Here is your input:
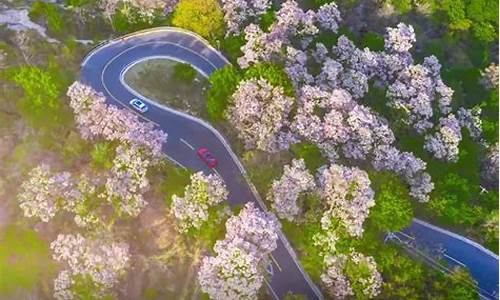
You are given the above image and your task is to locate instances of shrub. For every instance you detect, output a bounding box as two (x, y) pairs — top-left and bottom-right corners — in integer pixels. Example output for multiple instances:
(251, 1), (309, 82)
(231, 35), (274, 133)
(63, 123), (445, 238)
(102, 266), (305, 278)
(172, 63), (197, 83)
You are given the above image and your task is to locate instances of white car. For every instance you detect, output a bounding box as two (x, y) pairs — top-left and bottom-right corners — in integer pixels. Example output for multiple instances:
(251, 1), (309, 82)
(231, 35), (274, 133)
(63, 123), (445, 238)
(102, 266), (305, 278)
(129, 98), (148, 113)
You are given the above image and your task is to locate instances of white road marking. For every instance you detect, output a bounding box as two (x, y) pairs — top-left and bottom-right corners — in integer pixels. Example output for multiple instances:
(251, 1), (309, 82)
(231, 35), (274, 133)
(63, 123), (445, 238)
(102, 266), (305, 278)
(212, 168), (222, 179)
(164, 154), (187, 170)
(180, 138), (194, 150)
(263, 278), (280, 300)
(270, 254), (283, 272)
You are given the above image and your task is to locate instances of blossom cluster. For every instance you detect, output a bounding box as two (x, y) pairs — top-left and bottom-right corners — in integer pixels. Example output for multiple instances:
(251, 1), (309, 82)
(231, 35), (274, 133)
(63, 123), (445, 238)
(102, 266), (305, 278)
(198, 203), (279, 299)
(480, 63), (499, 90)
(317, 164), (375, 237)
(226, 78), (297, 152)
(222, 0), (271, 36)
(386, 56), (453, 133)
(50, 234), (130, 300)
(424, 114), (462, 162)
(171, 171), (228, 232)
(237, 0), (341, 68)
(321, 251), (382, 299)
(292, 85), (395, 161)
(17, 165), (101, 226)
(17, 164), (72, 222)
(267, 159), (315, 221)
(104, 145), (150, 217)
(372, 145), (433, 202)
(67, 82), (167, 159)
(457, 106), (484, 144)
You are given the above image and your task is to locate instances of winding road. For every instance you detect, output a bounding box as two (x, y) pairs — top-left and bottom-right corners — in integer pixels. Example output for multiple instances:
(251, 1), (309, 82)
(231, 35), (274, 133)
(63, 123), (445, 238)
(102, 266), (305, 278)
(80, 27), (499, 300)
(80, 27), (323, 300)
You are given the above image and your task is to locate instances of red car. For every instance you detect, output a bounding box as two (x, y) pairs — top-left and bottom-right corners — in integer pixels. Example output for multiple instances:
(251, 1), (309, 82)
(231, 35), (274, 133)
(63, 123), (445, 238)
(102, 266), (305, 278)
(197, 147), (218, 168)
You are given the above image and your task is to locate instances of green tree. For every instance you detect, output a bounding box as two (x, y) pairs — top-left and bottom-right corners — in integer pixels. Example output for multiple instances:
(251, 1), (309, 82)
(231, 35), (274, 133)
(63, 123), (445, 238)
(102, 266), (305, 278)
(442, 0), (471, 31)
(368, 172), (413, 232)
(29, 2), (64, 34)
(205, 65), (242, 121)
(7, 65), (68, 129)
(172, 0), (225, 41)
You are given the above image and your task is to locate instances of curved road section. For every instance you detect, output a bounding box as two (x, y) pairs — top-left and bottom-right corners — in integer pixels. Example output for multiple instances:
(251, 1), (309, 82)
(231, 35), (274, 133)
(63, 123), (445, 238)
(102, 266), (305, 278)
(80, 28), (323, 300)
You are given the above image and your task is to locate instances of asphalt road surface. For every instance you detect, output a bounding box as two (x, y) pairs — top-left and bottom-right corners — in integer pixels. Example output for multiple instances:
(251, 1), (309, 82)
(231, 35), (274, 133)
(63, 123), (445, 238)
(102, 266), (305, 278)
(80, 28), (323, 300)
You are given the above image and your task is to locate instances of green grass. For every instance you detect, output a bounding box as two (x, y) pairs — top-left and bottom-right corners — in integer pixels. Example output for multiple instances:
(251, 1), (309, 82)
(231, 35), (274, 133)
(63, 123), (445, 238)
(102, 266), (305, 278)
(161, 163), (193, 206)
(0, 225), (55, 296)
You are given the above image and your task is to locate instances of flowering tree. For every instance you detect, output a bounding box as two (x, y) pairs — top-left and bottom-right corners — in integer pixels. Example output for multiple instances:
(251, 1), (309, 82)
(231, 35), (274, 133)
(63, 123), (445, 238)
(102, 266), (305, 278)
(321, 251), (382, 299)
(384, 23), (416, 53)
(17, 164), (72, 222)
(223, 202), (280, 258)
(480, 63), (499, 90)
(50, 234), (130, 300)
(267, 159), (315, 221)
(104, 145), (150, 217)
(386, 56), (453, 133)
(457, 106), (484, 143)
(292, 86), (395, 161)
(317, 164), (375, 237)
(226, 78), (297, 153)
(424, 114), (462, 162)
(316, 2), (342, 33)
(198, 203), (279, 299)
(222, 0), (271, 36)
(67, 82), (167, 159)
(17, 164), (103, 227)
(198, 241), (263, 300)
(171, 171), (228, 232)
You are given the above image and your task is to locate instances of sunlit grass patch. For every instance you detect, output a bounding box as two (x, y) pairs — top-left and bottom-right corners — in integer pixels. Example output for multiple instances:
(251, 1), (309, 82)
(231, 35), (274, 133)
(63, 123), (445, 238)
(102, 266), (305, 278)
(0, 225), (55, 296)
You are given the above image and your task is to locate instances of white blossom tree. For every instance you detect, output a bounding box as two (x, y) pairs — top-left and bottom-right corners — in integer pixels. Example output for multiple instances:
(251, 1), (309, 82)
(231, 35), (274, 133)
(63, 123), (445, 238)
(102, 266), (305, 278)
(50, 234), (130, 300)
(317, 164), (375, 237)
(171, 171), (228, 232)
(267, 158), (316, 221)
(226, 78), (297, 153)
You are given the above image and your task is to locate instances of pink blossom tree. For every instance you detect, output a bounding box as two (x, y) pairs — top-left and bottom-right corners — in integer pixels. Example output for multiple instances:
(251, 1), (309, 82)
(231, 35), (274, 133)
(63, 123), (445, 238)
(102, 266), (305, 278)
(67, 82), (167, 159)
(226, 78), (297, 153)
